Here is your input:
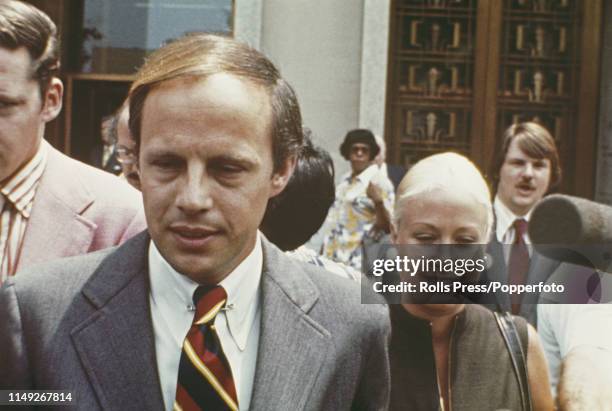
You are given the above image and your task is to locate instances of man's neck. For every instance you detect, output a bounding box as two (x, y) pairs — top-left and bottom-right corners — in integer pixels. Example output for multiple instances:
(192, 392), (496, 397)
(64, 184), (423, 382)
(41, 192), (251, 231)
(495, 196), (532, 218)
(148, 232), (262, 297)
(351, 168), (364, 178)
(351, 163), (374, 179)
(0, 138), (44, 188)
(510, 205), (530, 218)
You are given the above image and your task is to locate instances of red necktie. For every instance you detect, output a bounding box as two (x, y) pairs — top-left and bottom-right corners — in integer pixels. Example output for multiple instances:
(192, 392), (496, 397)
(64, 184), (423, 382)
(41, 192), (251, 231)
(508, 219), (530, 314)
(174, 286), (238, 411)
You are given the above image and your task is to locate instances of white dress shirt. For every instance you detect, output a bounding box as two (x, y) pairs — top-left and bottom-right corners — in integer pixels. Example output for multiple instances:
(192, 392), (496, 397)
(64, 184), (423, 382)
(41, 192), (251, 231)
(149, 234), (262, 411)
(493, 196), (534, 260)
(538, 303), (612, 395)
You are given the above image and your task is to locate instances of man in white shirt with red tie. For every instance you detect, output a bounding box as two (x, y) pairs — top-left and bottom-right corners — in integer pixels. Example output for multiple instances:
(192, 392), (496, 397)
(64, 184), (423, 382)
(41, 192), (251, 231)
(484, 123), (612, 408)
(482, 121), (562, 324)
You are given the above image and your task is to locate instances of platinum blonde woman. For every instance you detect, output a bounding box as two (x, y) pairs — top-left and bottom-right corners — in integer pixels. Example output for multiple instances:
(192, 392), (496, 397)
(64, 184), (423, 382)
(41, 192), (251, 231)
(389, 152), (552, 411)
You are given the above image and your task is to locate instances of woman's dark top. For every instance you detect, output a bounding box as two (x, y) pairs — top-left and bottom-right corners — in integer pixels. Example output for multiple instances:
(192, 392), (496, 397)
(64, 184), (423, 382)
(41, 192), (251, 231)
(389, 304), (529, 411)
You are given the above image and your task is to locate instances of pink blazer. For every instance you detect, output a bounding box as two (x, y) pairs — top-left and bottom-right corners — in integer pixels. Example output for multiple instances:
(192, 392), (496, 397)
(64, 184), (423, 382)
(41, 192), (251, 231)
(17, 144), (147, 271)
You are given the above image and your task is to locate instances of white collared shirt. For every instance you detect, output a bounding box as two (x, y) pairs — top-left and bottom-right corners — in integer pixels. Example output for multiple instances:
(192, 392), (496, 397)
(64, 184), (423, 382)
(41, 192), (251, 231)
(149, 234), (262, 411)
(493, 196), (534, 260)
(538, 303), (612, 396)
(493, 195), (534, 244)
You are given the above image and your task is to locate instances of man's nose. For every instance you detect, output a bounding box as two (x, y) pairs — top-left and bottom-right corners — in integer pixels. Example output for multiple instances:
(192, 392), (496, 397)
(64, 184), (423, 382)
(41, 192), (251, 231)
(521, 162), (534, 178)
(176, 168), (213, 214)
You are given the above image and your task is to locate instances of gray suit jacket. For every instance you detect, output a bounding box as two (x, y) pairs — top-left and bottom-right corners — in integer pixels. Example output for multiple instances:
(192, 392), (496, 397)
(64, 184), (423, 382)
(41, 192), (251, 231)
(0, 232), (390, 411)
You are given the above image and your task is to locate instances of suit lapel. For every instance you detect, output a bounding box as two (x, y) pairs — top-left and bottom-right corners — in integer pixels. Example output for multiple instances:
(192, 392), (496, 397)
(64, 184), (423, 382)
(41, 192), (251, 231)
(486, 235), (511, 309)
(249, 241), (331, 411)
(514, 251), (560, 323)
(488, 211), (561, 313)
(522, 252), (560, 304)
(70, 233), (165, 411)
(19, 146), (96, 269)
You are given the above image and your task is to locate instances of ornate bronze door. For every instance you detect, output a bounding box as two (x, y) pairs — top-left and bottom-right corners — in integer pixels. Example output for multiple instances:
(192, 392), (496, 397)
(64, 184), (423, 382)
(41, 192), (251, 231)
(386, 0), (602, 197)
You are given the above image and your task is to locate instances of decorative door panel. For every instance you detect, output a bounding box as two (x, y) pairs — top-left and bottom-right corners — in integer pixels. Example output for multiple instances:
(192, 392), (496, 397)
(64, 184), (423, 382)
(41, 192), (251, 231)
(387, 0), (479, 169)
(493, 0), (582, 191)
(386, 0), (602, 196)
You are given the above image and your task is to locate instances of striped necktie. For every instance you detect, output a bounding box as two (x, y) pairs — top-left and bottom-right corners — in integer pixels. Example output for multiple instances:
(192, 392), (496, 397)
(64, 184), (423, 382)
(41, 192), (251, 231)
(174, 286), (239, 411)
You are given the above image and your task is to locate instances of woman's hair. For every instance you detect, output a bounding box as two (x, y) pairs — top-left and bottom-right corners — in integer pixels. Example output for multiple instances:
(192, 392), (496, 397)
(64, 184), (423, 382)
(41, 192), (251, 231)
(261, 128), (335, 251)
(394, 152), (494, 239)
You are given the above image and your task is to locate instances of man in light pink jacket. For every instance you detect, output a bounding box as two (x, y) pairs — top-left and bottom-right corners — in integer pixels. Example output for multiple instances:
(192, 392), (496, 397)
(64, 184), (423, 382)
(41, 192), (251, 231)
(0, 1), (145, 278)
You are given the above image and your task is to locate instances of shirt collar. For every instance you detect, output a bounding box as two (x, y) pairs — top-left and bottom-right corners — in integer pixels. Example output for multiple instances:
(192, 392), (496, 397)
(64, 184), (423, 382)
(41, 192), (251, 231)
(148, 232), (262, 351)
(347, 163), (379, 184)
(218, 233), (262, 350)
(1, 140), (48, 217)
(493, 195), (534, 242)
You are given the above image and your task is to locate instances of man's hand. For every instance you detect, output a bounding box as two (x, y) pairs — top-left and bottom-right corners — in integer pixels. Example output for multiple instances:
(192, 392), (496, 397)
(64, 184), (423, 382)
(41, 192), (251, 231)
(367, 180), (391, 235)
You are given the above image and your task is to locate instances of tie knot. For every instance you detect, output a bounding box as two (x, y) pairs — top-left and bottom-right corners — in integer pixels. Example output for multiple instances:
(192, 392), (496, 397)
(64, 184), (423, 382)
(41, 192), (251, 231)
(513, 218), (528, 237)
(192, 285), (227, 325)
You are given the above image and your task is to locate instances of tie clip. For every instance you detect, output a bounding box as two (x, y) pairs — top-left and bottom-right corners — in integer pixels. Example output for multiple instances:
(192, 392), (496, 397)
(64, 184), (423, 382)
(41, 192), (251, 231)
(187, 303), (234, 312)
(221, 303), (235, 311)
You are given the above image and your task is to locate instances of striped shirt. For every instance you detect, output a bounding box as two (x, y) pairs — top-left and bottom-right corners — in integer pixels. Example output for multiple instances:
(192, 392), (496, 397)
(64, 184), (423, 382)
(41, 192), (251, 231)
(0, 141), (48, 283)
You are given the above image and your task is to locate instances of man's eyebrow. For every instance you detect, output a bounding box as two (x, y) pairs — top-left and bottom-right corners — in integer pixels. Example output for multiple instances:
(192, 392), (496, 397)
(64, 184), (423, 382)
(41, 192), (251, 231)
(144, 148), (180, 158)
(0, 93), (23, 103)
(212, 154), (259, 167)
(143, 150), (259, 166)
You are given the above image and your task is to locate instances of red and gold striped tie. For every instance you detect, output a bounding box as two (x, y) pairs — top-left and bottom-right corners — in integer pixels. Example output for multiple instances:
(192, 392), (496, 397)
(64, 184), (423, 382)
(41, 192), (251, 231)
(174, 286), (238, 411)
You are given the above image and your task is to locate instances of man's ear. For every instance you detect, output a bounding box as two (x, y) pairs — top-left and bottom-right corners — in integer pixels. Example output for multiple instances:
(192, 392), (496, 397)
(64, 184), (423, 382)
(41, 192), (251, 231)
(270, 155), (297, 197)
(40, 78), (63, 123)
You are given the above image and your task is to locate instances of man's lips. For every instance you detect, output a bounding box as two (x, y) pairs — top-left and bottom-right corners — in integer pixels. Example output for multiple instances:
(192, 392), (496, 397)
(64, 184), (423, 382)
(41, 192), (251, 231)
(516, 182), (535, 194)
(169, 224), (221, 247)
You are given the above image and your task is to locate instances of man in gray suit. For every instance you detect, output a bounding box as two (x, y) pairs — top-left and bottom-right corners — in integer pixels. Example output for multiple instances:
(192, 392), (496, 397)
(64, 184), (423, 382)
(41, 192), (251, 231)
(0, 34), (390, 410)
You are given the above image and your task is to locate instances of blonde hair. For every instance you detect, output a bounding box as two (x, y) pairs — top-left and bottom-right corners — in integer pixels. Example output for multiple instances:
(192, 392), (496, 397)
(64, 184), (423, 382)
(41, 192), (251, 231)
(394, 152), (493, 239)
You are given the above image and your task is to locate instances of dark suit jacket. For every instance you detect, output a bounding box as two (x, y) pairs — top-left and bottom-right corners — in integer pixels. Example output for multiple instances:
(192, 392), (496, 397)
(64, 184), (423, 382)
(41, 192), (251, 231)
(385, 164), (406, 192)
(481, 232), (560, 325)
(0, 232), (390, 411)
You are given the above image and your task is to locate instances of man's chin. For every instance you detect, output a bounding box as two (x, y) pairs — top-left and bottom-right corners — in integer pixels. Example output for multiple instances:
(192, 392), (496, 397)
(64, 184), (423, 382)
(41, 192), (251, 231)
(155, 238), (222, 281)
(511, 196), (538, 214)
(352, 163), (369, 174)
(168, 256), (223, 284)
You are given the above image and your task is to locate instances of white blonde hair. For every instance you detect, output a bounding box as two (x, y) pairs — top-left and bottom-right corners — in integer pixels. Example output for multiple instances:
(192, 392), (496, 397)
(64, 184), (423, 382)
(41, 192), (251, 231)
(393, 152), (494, 239)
